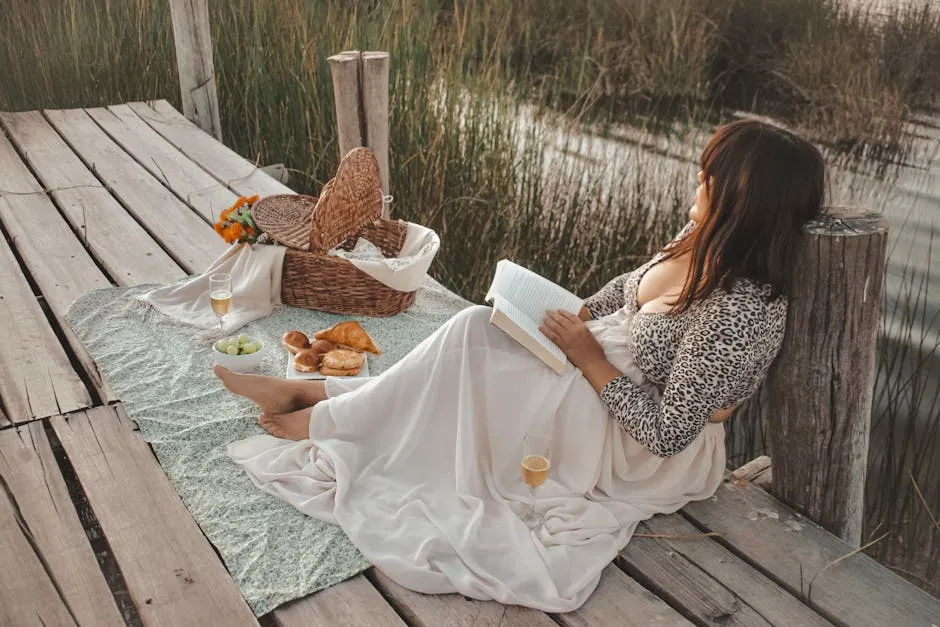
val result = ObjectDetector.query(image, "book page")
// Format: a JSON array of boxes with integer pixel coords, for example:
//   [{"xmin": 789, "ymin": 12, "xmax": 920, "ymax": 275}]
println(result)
[
  {"xmin": 490, "ymin": 296, "xmax": 566, "ymax": 368},
  {"xmin": 485, "ymin": 260, "xmax": 583, "ymax": 322}
]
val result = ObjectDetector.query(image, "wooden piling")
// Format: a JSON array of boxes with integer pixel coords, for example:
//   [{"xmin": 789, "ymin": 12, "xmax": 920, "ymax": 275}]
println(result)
[
  {"xmin": 328, "ymin": 51, "xmax": 365, "ymax": 163},
  {"xmin": 168, "ymin": 0, "xmax": 222, "ymax": 141},
  {"xmin": 362, "ymin": 51, "xmax": 391, "ymax": 214},
  {"xmin": 328, "ymin": 50, "xmax": 392, "ymax": 218},
  {"xmin": 761, "ymin": 208, "xmax": 887, "ymax": 547}
]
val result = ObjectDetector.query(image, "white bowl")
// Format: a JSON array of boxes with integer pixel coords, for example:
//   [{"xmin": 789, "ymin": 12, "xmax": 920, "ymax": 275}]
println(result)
[{"xmin": 212, "ymin": 337, "xmax": 265, "ymax": 373}]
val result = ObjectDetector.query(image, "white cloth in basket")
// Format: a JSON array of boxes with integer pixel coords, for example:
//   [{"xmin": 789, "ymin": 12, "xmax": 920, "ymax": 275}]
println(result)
[{"xmin": 328, "ymin": 222, "xmax": 440, "ymax": 293}]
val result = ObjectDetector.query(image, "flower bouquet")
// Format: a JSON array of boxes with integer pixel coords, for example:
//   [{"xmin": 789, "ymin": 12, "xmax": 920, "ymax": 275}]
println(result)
[{"xmin": 214, "ymin": 194, "xmax": 261, "ymax": 244}]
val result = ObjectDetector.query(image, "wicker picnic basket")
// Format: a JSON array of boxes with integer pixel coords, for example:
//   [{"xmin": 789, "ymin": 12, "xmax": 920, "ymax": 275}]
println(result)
[{"xmin": 250, "ymin": 148, "xmax": 417, "ymax": 317}]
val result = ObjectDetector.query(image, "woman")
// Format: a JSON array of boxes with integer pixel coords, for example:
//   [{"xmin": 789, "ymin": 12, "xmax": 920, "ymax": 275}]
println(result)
[{"xmin": 218, "ymin": 119, "xmax": 825, "ymax": 611}]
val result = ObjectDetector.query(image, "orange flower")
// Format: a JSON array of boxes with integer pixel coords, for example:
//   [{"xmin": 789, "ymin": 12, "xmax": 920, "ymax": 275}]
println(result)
[
  {"xmin": 230, "ymin": 222, "xmax": 245, "ymax": 241},
  {"xmin": 220, "ymin": 206, "xmax": 235, "ymax": 221},
  {"xmin": 213, "ymin": 222, "xmax": 225, "ymax": 235},
  {"xmin": 247, "ymin": 194, "xmax": 259, "ymax": 204},
  {"xmin": 233, "ymin": 196, "xmax": 248, "ymax": 210}
]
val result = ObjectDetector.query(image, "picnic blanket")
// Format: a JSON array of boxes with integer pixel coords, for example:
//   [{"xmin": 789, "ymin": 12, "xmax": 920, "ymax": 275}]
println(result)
[{"xmin": 64, "ymin": 277, "xmax": 469, "ymax": 615}]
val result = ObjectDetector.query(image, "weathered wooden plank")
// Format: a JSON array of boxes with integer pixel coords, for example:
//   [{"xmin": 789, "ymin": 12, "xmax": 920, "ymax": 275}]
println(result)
[
  {"xmin": 43, "ymin": 107, "xmax": 227, "ymax": 274},
  {"xmin": 0, "ymin": 422, "xmax": 124, "ymax": 625},
  {"xmin": 732, "ymin": 455, "xmax": 772, "ymax": 491},
  {"xmin": 273, "ymin": 573, "xmax": 405, "ymax": 627},
  {"xmin": 619, "ymin": 529, "xmax": 772, "ymax": 626},
  {"xmin": 0, "ymin": 123, "xmax": 115, "ymax": 403},
  {"xmin": 639, "ymin": 515, "xmax": 831, "ymax": 626},
  {"xmin": 0, "ymin": 471, "xmax": 77, "ymax": 626},
  {"xmin": 554, "ymin": 563, "xmax": 691, "ymax": 626},
  {"xmin": 1, "ymin": 110, "xmax": 185, "ymax": 286},
  {"xmin": 128, "ymin": 100, "xmax": 294, "ymax": 197},
  {"xmin": 682, "ymin": 477, "xmax": 940, "ymax": 626},
  {"xmin": 88, "ymin": 105, "xmax": 238, "ymax": 224},
  {"xmin": 50, "ymin": 405, "xmax": 258, "ymax": 625},
  {"xmin": 370, "ymin": 569, "xmax": 556, "ymax": 627},
  {"xmin": 0, "ymin": 225, "xmax": 90, "ymax": 423}
]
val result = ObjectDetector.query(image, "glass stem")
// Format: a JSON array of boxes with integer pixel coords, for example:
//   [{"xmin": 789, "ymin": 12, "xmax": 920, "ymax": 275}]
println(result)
[
  {"xmin": 528, "ymin": 486, "xmax": 536, "ymax": 515},
  {"xmin": 219, "ymin": 317, "xmax": 224, "ymax": 333}
]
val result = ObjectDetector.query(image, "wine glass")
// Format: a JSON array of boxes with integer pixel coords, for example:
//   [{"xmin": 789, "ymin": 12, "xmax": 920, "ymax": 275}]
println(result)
[
  {"xmin": 520, "ymin": 432, "xmax": 551, "ymax": 531},
  {"xmin": 209, "ymin": 273, "xmax": 232, "ymax": 334}
]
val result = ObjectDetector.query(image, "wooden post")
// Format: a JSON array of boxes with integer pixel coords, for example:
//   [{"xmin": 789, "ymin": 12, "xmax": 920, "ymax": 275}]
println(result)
[
  {"xmin": 328, "ymin": 50, "xmax": 392, "ymax": 218},
  {"xmin": 168, "ymin": 0, "xmax": 222, "ymax": 141},
  {"xmin": 362, "ymin": 51, "xmax": 391, "ymax": 214},
  {"xmin": 328, "ymin": 51, "xmax": 365, "ymax": 162},
  {"xmin": 762, "ymin": 208, "xmax": 887, "ymax": 547}
]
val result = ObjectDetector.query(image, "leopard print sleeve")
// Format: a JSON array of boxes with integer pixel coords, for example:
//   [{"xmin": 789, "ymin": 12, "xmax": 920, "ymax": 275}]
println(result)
[
  {"xmin": 600, "ymin": 290, "xmax": 785, "ymax": 458},
  {"xmin": 583, "ymin": 273, "xmax": 632, "ymax": 319}
]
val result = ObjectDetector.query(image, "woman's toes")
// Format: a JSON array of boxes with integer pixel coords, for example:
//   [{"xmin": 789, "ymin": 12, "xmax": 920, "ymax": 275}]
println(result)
[
  {"xmin": 213, "ymin": 364, "xmax": 237, "ymax": 387},
  {"xmin": 214, "ymin": 365, "xmax": 253, "ymax": 398}
]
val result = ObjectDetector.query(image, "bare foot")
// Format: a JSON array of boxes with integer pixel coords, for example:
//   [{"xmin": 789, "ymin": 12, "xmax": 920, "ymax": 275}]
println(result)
[
  {"xmin": 213, "ymin": 365, "xmax": 327, "ymax": 414},
  {"xmin": 259, "ymin": 407, "xmax": 313, "ymax": 441}
]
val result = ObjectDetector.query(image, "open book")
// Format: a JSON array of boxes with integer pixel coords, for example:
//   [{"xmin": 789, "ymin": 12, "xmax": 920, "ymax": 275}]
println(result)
[{"xmin": 484, "ymin": 260, "xmax": 584, "ymax": 374}]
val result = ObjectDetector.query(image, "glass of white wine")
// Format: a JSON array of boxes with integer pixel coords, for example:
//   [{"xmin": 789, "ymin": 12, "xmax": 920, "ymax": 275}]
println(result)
[
  {"xmin": 209, "ymin": 273, "xmax": 232, "ymax": 333},
  {"xmin": 520, "ymin": 432, "xmax": 551, "ymax": 531}
]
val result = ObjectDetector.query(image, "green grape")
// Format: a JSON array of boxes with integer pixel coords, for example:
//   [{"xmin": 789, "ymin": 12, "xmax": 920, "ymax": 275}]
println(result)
[
  {"xmin": 242, "ymin": 344, "xmax": 258, "ymax": 355},
  {"xmin": 215, "ymin": 340, "xmax": 227, "ymax": 352},
  {"xmin": 226, "ymin": 345, "xmax": 239, "ymax": 356},
  {"xmin": 238, "ymin": 334, "xmax": 250, "ymax": 345}
]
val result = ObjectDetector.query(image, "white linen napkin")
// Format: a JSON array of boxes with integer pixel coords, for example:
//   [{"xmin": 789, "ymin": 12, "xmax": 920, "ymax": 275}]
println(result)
[{"xmin": 135, "ymin": 243, "xmax": 285, "ymax": 334}]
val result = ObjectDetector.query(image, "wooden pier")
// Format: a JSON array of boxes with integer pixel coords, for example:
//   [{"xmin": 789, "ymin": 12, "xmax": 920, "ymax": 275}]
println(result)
[{"xmin": 0, "ymin": 100, "xmax": 938, "ymax": 626}]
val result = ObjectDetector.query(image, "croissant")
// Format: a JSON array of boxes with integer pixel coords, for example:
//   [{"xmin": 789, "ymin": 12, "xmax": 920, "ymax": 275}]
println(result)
[{"xmin": 314, "ymin": 321, "xmax": 381, "ymax": 355}]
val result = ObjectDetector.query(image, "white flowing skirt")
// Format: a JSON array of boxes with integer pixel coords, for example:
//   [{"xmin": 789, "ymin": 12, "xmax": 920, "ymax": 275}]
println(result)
[{"xmin": 228, "ymin": 305, "xmax": 725, "ymax": 611}]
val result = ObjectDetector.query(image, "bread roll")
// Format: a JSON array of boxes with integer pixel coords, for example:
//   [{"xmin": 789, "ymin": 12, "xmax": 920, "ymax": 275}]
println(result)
[
  {"xmin": 320, "ymin": 349, "xmax": 365, "ymax": 371},
  {"xmin": 318, "ymin": 349, "xmax": 364, "ymax": 376},
  {"xmin": 282, "ymin": 330, "xmax": 310, "ymax": 354},
  {"xmin": 319, "ymin": 366, "xmax": 360, "ymax": 376},
  {"xmin": 293, "ymin": 348, "xmax": 321, "ymax": 373},
  {"xmin": 309, "ymin": 339, "xmax": 337, "ymax": 355}
]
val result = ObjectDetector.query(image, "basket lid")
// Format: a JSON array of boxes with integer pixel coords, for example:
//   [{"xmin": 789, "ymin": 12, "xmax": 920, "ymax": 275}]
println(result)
[
  {"xmin": 308, "ymin": 148, "xmax": 383, "ymax": 253},
  {"xmin": 250, "ymin": 194, "xmax": 317, "ymax": 250}
]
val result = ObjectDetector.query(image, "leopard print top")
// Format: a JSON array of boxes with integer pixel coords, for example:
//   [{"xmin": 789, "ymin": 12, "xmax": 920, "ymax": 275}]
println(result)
[{"xmin": 583, "ymin": 221, "xmax": 787, "ymax": 458}]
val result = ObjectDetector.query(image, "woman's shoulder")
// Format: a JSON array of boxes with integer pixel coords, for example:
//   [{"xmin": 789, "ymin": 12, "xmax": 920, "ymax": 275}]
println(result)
[{"xmin": 699, "ymin": 277, "xmax": 787, "ymax": 329}]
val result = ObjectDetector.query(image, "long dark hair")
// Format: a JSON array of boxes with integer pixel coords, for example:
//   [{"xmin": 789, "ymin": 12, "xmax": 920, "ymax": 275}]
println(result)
[{"xmin": 662, "ymin": 119, "xmax": 825, "ymax": 313}]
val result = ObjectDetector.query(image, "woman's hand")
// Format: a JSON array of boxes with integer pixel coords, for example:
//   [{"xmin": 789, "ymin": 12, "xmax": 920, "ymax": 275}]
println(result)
[{"xmin": 540, "ymin": 310, "xmax": 607, "ymax": 371}]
